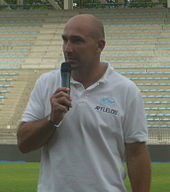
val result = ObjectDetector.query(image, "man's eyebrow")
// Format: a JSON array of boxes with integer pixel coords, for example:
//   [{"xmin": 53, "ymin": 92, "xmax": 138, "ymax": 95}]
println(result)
[{"xmin": 62, "ymin": 34, "xmax": 83, "ymax": 39}]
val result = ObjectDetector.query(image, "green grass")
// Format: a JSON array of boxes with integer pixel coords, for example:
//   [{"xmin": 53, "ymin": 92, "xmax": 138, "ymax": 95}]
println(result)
[
  {"xmin": 0, "ymin": 163, "xmax": 39, "ymax": 192},
  {"xmin": 0, "ymin": 162, "xmax": 170, "ymax": 192},
  {"xmin": 150, "ymin": 163, "xmax": 170, "ymax": 192},
  {"xmin": 125, "ymin": 163, "xmax": 170, "ymax": 191}
]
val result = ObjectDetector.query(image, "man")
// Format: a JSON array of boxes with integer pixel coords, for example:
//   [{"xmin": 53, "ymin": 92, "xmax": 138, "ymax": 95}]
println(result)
[{"xmin": 17, "ymin": 14, "xmax": 151, "ymax": 192}]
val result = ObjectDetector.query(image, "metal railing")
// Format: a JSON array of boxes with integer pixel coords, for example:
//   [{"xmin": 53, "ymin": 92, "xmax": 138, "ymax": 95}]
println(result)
[
  {"xmin": 0, "ymin": 0, "xmax": 167, "ymax": 10},
  {"xmin": 78, "ymin": 1, "xmax": 167, "ymax": 9}
]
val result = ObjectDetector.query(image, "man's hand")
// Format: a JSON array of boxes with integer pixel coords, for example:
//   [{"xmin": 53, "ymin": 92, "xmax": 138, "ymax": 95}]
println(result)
[
  {"xmin": 17, "ymin": 87, "xmax": 72, "ymax": 153},
  {"xmin": 50, "ymin": 87, "xmax": 72, "ymax": 124}
]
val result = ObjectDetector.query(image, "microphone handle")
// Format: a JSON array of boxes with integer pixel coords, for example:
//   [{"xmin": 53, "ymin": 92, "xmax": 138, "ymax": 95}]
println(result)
[
  {"xmin": 61, "ymin": 71, "xmax": 71, "ymax": 95},
  {"xmin": 61, "ymin": 71, "xmax": 71, "ymax": 110}
]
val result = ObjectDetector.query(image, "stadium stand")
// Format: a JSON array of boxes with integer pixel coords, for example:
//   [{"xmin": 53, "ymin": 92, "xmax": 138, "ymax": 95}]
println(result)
[{"xmin": 0, "ymin": 8, "xmax": 170, "ymax": 145}]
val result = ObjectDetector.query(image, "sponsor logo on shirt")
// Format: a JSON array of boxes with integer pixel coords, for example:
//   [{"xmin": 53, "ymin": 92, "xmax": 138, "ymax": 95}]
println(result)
[
  {"xmin": 95, "ymin": 98, "xmax": 119, "ymax": 116},
  {"xmin": 100, "ymin": 98, "xmax": 115, "ymax": 104},
  {"xmin": 95, "ymin": 106, "xmax": 118, "ymax": 116}
]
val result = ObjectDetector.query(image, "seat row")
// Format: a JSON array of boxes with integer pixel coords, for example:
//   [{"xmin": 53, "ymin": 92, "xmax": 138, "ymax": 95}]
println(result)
[
  {"xmin": 0, "ymin": 72, "xmax": 17, "ymax": 75},
  {"xmin": 0, "ymin": 78, "xmax": 15, "ymax": 81}
]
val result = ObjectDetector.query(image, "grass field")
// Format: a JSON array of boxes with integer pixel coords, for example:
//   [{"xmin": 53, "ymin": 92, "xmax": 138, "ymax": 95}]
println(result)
[{"xmin": 0, "ymin": 162, "xmax": 170, "ymax": 192}]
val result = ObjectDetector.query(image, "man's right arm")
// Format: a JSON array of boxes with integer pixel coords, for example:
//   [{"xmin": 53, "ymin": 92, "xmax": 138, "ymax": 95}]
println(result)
[
  {"xmin": 17, "ymin": 118, "xmax": 57, "ymax": 153},
  {"xmin": 17, "ymin": 87, "xmax": 72, "ymax": 153}
]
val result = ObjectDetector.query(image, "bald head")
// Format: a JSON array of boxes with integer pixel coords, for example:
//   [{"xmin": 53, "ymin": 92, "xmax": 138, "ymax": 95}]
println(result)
[
  {"xmin": 62, "ymin": 14, "xmax": 106, "ymax": 69},
  {"xmin": 64, "ymin": 14, "xmax": 105, "ymax": 40}
]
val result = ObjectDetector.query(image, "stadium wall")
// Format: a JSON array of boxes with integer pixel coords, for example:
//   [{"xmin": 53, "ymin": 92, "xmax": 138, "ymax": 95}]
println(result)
[{"xmin": 0, "ymin": 144, "xmax": 170, "ymax": 162}]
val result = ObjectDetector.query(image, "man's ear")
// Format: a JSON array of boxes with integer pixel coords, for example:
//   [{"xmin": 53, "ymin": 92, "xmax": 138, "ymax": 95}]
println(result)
[{"xmin": 97, "ymin": 39, "xmax": 106, "ymax": 52}]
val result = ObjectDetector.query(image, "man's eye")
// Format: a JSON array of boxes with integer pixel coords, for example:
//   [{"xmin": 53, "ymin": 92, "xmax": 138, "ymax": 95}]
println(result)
[
  {"xmin": 63, "ymin": 38, "xmax": 68, "ymax": 43},
  {"xmin": 62, "ymin": 35, "xmax": 68, "ymax": 43},
  {"xmin": 72, "ymin": 38, "xmax": 83, "ymax": 43}
]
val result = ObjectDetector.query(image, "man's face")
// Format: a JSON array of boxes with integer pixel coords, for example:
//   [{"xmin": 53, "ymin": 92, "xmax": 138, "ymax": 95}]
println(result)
[{"xmin": 62, "ymin": 20, "xmax": 99, "ymax": 70}]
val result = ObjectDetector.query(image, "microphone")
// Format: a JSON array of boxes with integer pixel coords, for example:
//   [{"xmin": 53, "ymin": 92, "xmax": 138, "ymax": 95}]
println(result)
[{"xmin": 61, "ymin": 61, "xmax": 72, "ymax": 93}]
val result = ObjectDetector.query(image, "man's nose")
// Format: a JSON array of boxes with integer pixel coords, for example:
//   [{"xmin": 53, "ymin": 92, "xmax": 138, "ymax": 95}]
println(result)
[{"xmin": 64, "ymin": 41, "xmax": 73, "ymax": 53}]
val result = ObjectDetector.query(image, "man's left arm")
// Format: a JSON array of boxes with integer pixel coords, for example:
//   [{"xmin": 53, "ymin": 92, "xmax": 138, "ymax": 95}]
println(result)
[{"xmin": 125, "ymin": 142, "xmax": 151, "ymax": 192}]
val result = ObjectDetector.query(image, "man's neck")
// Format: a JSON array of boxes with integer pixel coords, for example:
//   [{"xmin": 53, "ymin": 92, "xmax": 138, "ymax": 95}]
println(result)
[{"xmin": 71, "ymin": 62, "xmax": 107, "ymax": 89}]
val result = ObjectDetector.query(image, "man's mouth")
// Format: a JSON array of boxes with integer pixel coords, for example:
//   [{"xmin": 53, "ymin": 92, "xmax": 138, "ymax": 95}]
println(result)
[
  {"xmin": 66, "ymin": 58, "xmax": 77, "ymax": 63},
  {"xmin": 66, "ymin": 57, "xmax": 76, "ymax": 61}
]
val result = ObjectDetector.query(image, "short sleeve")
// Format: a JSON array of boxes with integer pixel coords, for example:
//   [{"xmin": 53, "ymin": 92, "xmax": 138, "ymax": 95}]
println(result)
[
  {"xmin": 22, "ymin": 76, "xmax": 45, "ymax": 122},
  {"xmin": 123, "ymin": 90, "xmax": 148, "ymax": 143}
]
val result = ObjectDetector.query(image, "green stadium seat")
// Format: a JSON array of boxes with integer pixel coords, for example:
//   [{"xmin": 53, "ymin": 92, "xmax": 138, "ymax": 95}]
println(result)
[
  {"xmin": 0, "ymin": 84, "xmax": 12, "ymax": 87},
  {"xmin": 114, "ymin": 66, "xmax": 170, "ymax": 69},
  {"xmin": 137, "ymin": 83, "xmax": 170, "ymax": 86},
  {"xmin": 0, "ymin": 37, "xmax": 35, "ymax": 40},
  {"xmin": 143, "ymin": 95, "xmax": 170, "ymax": 98},
  {"xmin": 0, "ymin": 55, "xmax": 26, "ymax": 58},
  {"xmin": 0, "ymin": 67, "xmax": 20, "ymax": 70},
  {"xmin": 145, "ymin": 101, "xmax": 170, "ymax": 104},
  {"xmin": 0, "ymin": 78, "xmax": 15, "ymax": 81},
  {"xmin": 148, "ymin": 124, "xmax": 170, "ymax": 128},
  {"xmin": 0, "ymin": 60, "xmax": 22, "ymax": 64},
  {"xmin": 0, "ymin": 43, "xmax": 32, "ymax": 46},
  {"xmin": 0, "ymin": 32, "xmax": 38, "ymax": 35},
  {"xmin": 147, "ymin": 114, "xmax": 170, "ymax": 117},
  {"xmin": 0, "ymin": 19, "xmax": 43, "ymax": 24},
  {"xmin": 142, "ymin": 89, "xmax": 170, "ymax": 92},
  {"xmin": 145, "ymin": 107, "xmax": 170, "ymax": 110},
  {"xmin": 130, "ymin": 77, "xmax": 169, "ymax": 80},
  {"xmin": 0, "ymin": 72, "xmax": 17, "ymax": 76},
  {"xmin": 120, "ymin": 71, "xmax": 170, "ymax": 74},
  {"xmin": 147, "ymin": 118, "xmax": 170, "ymax": 121},
  {"xmin": 0, "ymin": 90, "xmax": 8, "ymax": 93}
]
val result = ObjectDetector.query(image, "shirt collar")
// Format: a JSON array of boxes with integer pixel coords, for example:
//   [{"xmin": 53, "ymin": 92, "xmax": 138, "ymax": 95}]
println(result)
[{"xmin": 98, "ymin": 62, "xmax": 113, "ymax": 84}]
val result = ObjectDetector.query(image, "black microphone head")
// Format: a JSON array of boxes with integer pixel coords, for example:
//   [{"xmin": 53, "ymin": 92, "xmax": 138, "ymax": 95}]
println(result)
[{"xmin": 61, "ymin": 62, "xmax": 72, "ymax": 72}]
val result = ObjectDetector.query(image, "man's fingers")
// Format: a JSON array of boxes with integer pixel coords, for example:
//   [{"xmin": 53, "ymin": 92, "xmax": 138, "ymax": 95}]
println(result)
[
  {"xmin": 52, "ymin": 89, "xmax": 71, "ymax": 101},
  {"xmin": 52, "ymin": 96, "xmax": 72, "ymax": 108},
  {"xmin": 50, "ymin": 88, "xmax": 72, "ymax": 114},
  {"xmin": 54, "ymin": 87, "xmax": 70, "ymax": 95},
  {"xmin": 53, "ymin": 103, "xmax": 69, "ymax": 113}
]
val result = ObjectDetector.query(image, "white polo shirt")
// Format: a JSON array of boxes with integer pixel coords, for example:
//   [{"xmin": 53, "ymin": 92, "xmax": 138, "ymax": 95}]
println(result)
[{"xmin": 22, "ymin": 63, "xmax": 148, "ymax": 192}]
